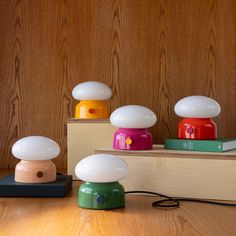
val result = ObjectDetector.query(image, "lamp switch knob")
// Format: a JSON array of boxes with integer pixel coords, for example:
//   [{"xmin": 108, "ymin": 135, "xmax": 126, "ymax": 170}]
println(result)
[
  {"xmin": 186, "ymin": 127, "xmax": 194, "ymax": 134},
  {"xmin": 88, "ymin": 108, "xmax": 95, "ymax": 114},
  {"xmin": 96, "ymin": 195, "xmax": 105, "ymax": 204},
  {"xmin": 125, "ymin": 137, "xmax": 132, "ymax": 145},
  {"xmin": 37, "ymin": 171, "xmax": 44, "ymax": 178}
]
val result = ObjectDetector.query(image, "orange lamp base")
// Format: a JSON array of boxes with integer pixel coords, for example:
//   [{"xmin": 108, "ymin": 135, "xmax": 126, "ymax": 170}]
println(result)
[{"xmin": 75, "ymin": 100, "xmax": 109, "ymax": 119}]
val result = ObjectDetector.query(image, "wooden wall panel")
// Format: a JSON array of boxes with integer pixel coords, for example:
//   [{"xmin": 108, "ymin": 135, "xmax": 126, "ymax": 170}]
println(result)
[{"xmin": 0, "ymin": 0, "xmax": 236, "ymax": 168}]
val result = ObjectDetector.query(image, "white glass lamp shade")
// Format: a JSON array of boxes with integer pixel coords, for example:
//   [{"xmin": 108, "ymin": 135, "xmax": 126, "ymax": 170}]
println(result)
[
  {"xmin": 72, "ymin": 81, "xmax": 112, "ymax": 101},
  {"xmin": 174, "ymin": 95, "xmax": 221, "ymax": 118},
  {"xmin": 75, "ymin": 154, "xmax": 128, "ymax": 183},
  {"xmin": 110, "ymin": 105, "xmax": 157, "ymax": 128},
  {"xmin": 12, "ymin": 136, "xmax": 60, "ymax": 161}
]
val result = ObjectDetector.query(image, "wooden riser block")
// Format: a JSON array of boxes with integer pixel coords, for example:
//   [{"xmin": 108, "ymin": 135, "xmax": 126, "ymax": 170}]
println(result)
[
  {"xmin": 95, "ymin": 145, "xmax": 236, "ymax": 201},
  {"xmin": 67, "ymin": 119, "xmax": 116, "ymax": 179}
]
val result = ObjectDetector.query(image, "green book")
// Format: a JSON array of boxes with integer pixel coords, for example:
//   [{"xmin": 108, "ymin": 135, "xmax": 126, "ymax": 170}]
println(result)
[{"xmin": 164, "ymin": 138, "xmax": 236, "ymax": 152}]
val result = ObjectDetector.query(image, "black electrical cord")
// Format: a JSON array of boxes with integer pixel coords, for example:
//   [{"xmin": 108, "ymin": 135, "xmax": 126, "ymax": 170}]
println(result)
[{"xmin": 125, "ymin": 191, "xmax": 236, "ymax": 209}]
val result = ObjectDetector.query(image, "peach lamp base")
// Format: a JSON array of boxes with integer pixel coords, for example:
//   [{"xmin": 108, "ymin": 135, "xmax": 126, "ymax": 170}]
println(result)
[{"xmin": 15, "ymin": 160, "xmax": 56, "ymax": 183}]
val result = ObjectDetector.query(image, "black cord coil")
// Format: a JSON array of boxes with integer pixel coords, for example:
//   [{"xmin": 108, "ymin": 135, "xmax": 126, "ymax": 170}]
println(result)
[{"xmin": 125, "ymin": 191, "xmax": 236, "ymax": 209}]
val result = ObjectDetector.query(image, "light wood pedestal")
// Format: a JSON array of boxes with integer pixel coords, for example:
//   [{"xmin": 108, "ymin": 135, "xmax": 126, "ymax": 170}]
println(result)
[
  {"xmin": 96, "ymin": 145, "xmax": 236, "ymax": 200},
  {"xmin": 67, "ymin": 119, "xmax": 116, "ymax": 179}
]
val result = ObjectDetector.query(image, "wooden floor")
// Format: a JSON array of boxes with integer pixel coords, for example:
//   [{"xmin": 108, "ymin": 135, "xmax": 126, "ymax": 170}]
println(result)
[{"xmin": 0, "ymin": 169, "xmax": 236, "ymax": 236}]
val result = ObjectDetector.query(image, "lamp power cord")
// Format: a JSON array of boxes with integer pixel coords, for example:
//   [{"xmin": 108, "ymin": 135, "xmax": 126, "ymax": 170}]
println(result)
[{"xmin": 125, "ymin": 191, "xmax": 236, "ymax": 209}]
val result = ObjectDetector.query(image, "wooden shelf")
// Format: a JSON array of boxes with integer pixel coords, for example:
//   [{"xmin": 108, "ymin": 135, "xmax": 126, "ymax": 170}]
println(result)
[
  {"xmin": 67, "ymin": 120, "xmax": 116, "ymax": 179},
  {"xmin": 67, "ymin": 119, "xmax": 236, "ymax": 200},
  {"xmin": 95, "ymin": 145, "xmax": 236, "ymax": 201},
  {"xmin": 96, "ymin": 144, "xmax": 236, "ymax": 160},
  {"xmin": 68, "ymin": 118, "xmax": 110, "ymax": 123}
]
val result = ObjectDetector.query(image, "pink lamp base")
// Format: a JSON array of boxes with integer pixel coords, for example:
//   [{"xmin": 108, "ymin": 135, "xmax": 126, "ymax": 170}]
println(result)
[
  {"xmin": 15, "ymin": 160, "xmax": 56, "ymax": 183},
  {"xmin": 113, "ymin": 128, "xmax": 153, "ymax": 150}
]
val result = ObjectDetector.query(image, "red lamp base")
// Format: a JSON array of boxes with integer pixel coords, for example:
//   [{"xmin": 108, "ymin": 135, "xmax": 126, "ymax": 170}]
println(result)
[{"xmin": 178, "ymin": 118, "xmax": 217, "ymax": 140}]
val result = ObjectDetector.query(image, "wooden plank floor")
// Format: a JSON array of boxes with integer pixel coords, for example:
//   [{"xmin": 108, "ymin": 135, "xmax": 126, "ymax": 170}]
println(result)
[{"xmin": 0, "ymin": 169, "xmax": 236, "ymax": 236}]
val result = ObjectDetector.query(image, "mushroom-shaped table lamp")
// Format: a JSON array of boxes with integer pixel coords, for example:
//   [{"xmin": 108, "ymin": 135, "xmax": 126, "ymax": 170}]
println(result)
[
  {"xmin": 12, "ymin": 136, "xmax": 60, "ymax": 183},
  {"xmin": 75, "ymin": 154, "xmax": 128, "ymax": 210},
  {"xmin": 72, "ymin": 81, "xmax": 112, "ymax": 119},
  {"xmin": 110, "ymin": 105, "xmax": 157, "ymax": 150},
  {"xmin": 174, "ymin": 95, "xmax": 221, "ymax": 140}
]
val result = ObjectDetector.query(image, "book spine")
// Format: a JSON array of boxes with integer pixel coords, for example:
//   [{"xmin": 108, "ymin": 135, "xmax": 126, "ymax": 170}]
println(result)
[{"xmin": 164, "ymin": 139, "xmax": 223, "ymax": 152}]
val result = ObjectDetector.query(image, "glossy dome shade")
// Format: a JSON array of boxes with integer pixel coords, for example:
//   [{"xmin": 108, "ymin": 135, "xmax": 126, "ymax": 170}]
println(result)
[
  {"xmin": 110, "ymin": 105, "xmax": 157, "ymax": 128},
  {"xmin": 12, "ymin": 136, "xmax": 60, "ymax": 161},
  {"xmin": 72, "ymin": 81, "xmax": 112, "ymax": 100},
  {"xmin": 174, "ymin": 95, "xmax": 221, "ymax": 118},
  {"xmin": 75, "ymin": 154, "xmax": 128, "ymax": 183}
]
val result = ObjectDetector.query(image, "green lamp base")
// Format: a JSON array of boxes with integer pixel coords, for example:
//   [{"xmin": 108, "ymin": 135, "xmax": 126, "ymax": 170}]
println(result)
[{"xmin": 78, "ymin": 182, "xmax": 125, "ymax": 209}]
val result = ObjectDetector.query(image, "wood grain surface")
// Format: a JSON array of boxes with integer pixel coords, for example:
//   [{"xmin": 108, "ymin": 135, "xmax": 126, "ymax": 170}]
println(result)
[
  {"xmin": 1, "ymin": 0, "xmax": 236, "ymax": 168},
  {"xmin": 1, "ymin": 169, "xmax": 236, "ymax": 236}
]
